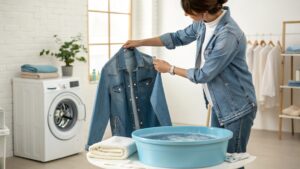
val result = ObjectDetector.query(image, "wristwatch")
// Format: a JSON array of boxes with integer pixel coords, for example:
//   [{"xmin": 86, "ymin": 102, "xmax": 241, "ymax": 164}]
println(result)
[{"xmin": 169, "ymin": 65, "xmax": 175, "ymax": 75}]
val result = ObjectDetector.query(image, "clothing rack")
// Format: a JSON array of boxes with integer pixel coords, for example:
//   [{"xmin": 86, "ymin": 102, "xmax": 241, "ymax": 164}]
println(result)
[
  {"xmin": 246, "ymin": 33, "xmax": 300, "ymax": 36},
  {"xmin": 246, "ymin": 38, "xmax": 282, "ymax": 51}
]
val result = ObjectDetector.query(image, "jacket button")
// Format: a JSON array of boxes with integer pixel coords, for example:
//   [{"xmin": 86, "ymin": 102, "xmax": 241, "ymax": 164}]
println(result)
[
  {"xmin": 140, "ymin": 121, "xmax": 143, "ymax": 125},
  {"xmin": 135, "ymin": 96, "xmax": 138, "ymax": 99},
  {"xmin": 133, "ymin": 83, "xmax": 136, "ymax": 86}
]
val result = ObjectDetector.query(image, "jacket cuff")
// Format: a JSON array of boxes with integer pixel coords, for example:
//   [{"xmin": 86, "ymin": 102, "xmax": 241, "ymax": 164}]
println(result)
[
  {"xmin": 187, "ymin": 68, "xmax": 197, "ymax": 83},
  {"xmin": 159, "ymin": 33, "xmax": 175, "ymax": 49}
]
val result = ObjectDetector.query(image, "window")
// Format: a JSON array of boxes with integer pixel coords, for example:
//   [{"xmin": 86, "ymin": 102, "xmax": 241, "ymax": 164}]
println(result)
[{"xmin": 88, "ymin": 0, "xmax": 132, "ymax": 81}]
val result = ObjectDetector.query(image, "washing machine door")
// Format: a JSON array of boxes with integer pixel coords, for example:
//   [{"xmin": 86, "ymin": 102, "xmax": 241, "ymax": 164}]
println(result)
[{"xmin": 48, "ymin": 92, "xmax": 86, "ymax": 140}]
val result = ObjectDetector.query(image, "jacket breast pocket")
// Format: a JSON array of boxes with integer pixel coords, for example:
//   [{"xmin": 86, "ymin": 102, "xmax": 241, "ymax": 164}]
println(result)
[
  {"xmin": 111, "ymin": 84, "xmax": 126, "ymax": 103},
  {"xmin": 138, "ymin": 77, "xmax": 153, "ymax": 99},
  {"xmin": 112, "ymin": 84, "xmax": 124, "ymax": 93},
  {"xmin": 139, "ymin": 78, "xmax": 153, "ymax": 87}
]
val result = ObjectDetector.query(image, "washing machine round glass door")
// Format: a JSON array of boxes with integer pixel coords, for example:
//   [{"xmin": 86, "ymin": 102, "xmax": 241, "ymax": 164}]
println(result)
[{"xmin": 48, "ymin": 91, "xmax": 85, "ymax": 140}]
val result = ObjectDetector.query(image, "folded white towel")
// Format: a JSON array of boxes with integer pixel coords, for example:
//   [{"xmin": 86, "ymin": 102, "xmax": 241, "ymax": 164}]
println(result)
[
  {"xmin": 282, "ymin": 105, "xmax": 300, "ymax": 116},
  {"xmin": 87, "ymin": 136, "xmax": 137, "ymax": 160}
]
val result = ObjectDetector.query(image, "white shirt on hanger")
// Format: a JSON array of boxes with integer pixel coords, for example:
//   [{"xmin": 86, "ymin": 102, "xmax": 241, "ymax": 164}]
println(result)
[
  {"xmin": 260, "ymin": 45, "xmax": 281, "ymax": 109},
  {"xmin": 252, "ymin": 45, "xmax": 263, "ymax": 102},
  {"xmin": 246, "ymin": 45, "xmax": 255, "ymax": 73},
  {"xmin": 258, "ymin": 44, "xmax": 273, "ymax": 104}
]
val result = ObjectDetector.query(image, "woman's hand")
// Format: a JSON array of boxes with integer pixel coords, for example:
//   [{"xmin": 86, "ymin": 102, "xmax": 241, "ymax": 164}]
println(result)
[
  {"xmin": 123, "ymin": 40, "xmax": 143, "ymax": 48},
  {"xmin": 153, "ymin": 58, "xmax": 171, "ymax": 73}
]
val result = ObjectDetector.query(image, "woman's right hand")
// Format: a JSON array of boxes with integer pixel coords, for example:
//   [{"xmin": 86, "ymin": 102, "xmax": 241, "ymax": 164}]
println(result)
[{"xmin": 123, "ymin": 40, "xmax": 143, "ymax": 48}]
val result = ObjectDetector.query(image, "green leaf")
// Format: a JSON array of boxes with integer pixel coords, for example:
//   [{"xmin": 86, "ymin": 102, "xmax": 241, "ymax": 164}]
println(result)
[
  {"xmin": 39, "ymin": 49, "xmax": 45, "ymax": 56},
  {"xmin": 40, "ymin": 34, "xmax": 87, "ymax": 66}
]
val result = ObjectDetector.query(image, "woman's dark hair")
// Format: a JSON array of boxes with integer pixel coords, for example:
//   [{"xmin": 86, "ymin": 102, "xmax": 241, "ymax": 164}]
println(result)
[{"xmin": 181, "ymin": 0, "xmax": 228, "ymax": 15}]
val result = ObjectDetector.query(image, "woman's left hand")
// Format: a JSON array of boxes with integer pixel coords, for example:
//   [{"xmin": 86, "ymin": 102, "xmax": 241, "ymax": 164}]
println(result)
[{"xmin": 153, "ymin": 58, "xmax": 171, "ymax": 73}]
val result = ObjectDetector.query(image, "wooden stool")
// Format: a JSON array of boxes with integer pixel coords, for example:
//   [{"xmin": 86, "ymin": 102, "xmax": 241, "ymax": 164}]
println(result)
[{"xmin": 206, "ymin": 104, "xmax": 212, "ymax": 127}]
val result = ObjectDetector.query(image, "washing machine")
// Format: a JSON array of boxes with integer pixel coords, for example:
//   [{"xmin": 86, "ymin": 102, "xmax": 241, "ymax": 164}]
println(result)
[{"xmin": 13, "ymin": 77, "xmax": 86, "ymax": 162}]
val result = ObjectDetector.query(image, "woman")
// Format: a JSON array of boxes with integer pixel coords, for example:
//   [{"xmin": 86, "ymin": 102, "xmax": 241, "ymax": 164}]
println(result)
[{"xmin": 124, "ymin": 0, "xmax": 256, "ymax": 164}]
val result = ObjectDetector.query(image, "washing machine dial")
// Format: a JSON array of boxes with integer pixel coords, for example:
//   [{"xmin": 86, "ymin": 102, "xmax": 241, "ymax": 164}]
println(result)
[{"xmin": 59, "ymin": 84, "xmax": 67, "ymax": 89}]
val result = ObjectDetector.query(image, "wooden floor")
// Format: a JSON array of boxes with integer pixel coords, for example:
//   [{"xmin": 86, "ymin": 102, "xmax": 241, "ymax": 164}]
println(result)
[{"xmin": 6, "ymin": 129, "xmax": 300, "ymax": 169}]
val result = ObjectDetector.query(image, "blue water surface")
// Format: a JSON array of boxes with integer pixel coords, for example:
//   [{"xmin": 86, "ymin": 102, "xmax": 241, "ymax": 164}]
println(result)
[{"xmin": 144, "ymin": 133, "xmax": 215, "ymax": 141}]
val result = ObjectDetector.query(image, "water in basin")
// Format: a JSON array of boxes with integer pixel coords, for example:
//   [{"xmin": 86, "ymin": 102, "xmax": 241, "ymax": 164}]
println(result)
[{"xmin": 144, "ymin": 133, "xmax": 215, "ymax": 141}]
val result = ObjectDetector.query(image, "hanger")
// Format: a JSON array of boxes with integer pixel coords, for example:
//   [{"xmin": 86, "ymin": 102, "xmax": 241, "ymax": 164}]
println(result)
[
  {"xmin": 247, "ymin": 40, "xmax": 252, "ymax": 45},
  {"xmin": 268, "ymin": 40, "xmax": 275, "ymax": 47},
  {"xmin": 253, "ymin": 40, "xmax": 259, "ymax": 47},
  {"xmin": 277, "ymin": 40, "xmax": 283, "ymax": 51},
  {"xmin": 260, "ymin": 40, "xmax": 266, "ymax": 46}
]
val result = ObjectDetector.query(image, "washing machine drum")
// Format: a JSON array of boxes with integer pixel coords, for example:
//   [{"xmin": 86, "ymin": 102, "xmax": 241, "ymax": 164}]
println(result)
[{"xmin": 48, "ymin": 92, "xmax": 85, "ymax": 140}]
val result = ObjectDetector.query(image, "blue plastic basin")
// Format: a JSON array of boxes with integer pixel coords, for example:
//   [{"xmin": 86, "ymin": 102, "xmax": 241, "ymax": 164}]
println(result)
[{"xmin": 132, "ymin": 126, "xmax": 233, "ymax": 168}]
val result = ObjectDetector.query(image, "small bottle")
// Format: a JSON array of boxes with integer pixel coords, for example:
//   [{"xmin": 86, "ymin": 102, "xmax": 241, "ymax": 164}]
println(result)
[
  {"xmin": 296, "ymin": 69, "xmax": 300, "ymax": 81},
  {"xmin": 92, "ymin": 69, "xmax": 96, "ymax": 81},
  {"xmin": 97, "ymin": 71, "xmax": 100, "ymax": 80}
]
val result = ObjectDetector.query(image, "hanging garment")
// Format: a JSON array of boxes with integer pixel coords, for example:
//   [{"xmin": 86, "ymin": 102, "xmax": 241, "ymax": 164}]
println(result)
[
  {"xmin": 252, "ymin": 45, "xmax": 263, "ymax": 102},
  {"xmin": 260, "ymin": 45, "xmax": 281, "ymax": 109},
  {"xmin": 246, "ymin": 44, "xmax": 255, "ymax": 73},
  {"xmin": 86, "ymin": 48, "xmax": 172, "ymax": 149},
  {"xmin": 258, "ymin": 44, "xmax": 273, "ymax": 105}
]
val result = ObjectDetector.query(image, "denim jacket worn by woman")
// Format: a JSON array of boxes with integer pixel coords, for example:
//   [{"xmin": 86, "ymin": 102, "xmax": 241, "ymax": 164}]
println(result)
[
  {"xmin": 160, "ymin": 7, "xmax": 256, "ymax": 126},
  {"xmin": 86, "ymin": 48, "xmax": 172, "ymax": 149}
]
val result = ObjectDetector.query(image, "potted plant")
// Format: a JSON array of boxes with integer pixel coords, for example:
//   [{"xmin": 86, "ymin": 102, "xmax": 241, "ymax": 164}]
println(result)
[{"xmin": 40, "ymin": 34, "xmax": 87, "ymax": 76}]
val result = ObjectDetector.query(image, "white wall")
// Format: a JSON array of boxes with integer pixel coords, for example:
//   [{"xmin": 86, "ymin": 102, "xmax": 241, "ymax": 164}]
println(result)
[
  {"xmin": 0, "ymin": 0, "xmax": 89, "ymax": 157},
  {"xmin": 156, "ymin": 0, "xmax": 300, "ymax": 132}
]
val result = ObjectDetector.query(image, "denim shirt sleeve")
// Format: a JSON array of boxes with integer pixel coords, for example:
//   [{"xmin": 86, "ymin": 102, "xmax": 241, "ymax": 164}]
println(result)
[
  {"xmin": 159, "ymin": 22, "xmax": 200, "ymax": 49},
  {"xmin": 86, "ymin": 68, "xmax": 111, "ymax": 150},
  {"xmin": 187, "ymin": 31, "xmax": 239, "ymax": 83},
  {"xmin": 150, "ymin": 73, "xmax": 172, "ymax": 125}
]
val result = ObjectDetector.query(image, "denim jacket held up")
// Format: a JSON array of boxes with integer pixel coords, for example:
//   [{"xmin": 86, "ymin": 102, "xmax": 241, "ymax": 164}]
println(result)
[
  {"xmin": 160, "ymin": 7, "xmax": 257, "ymax": 126},
  {"xmin": 86, "ymin": 48, "xmax": 172, "ymax": 149}
]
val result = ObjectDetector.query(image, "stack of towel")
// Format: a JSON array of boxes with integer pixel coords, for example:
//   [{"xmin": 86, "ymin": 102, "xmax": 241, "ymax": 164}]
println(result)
[
  {"xmin": 282, "ymin": 105, "xmax": 300, "ymax": 116},
  {"xmin": 20, "ymin": 64, "xmax": 59, "ymax": 79},
  {"xmin": 87, "ymin": 136, "xmax": 137, "ymax": 160},
  {"xmin": 288, "ymin": 80, "xmax": 300, "ymax": 87},
  {"xmin": 286, "ymin": 45, "xmax": 300, "ymax": 54}
]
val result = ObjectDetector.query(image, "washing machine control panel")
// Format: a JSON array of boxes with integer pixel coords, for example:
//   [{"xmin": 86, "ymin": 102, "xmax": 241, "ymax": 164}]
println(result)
[
  {"xmin": 70, "ymin": 81, "xmax": 79, "ymax": 88},
  {"xmin": 46, "ymin": 80, "xmax": 80, "ymax": 91}
]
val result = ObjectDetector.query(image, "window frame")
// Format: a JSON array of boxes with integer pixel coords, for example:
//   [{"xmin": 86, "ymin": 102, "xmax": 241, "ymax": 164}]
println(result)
[{"xmin": 87, "ymin": 0, "xmax": 132, "ymax": 82}]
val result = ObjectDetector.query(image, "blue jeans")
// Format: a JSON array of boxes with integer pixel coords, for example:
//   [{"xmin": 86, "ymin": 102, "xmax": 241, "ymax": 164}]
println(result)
[{"xmin": 211, "ymin": 107, "xmax": 256, "ymax": 169}]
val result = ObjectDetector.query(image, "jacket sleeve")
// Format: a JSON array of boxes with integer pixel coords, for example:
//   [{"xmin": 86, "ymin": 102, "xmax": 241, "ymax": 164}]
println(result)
[
  {"xmin": 187, "ymin": 31, "xmax": 239, "ymax": 83},
  {"xmin": 159, "ymin": 22, "xmax": 201, "ymax": 49},
  {"xmin": 150, "ymin": 73, "xmax": 172, "ymax": 125},
  {"xmin": 86, "ymin": 68, "xmax": 111, "ymax": 150}
]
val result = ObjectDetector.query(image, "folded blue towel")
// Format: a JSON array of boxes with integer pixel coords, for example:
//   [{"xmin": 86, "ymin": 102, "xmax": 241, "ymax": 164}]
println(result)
[
  {"xmin": 21, "ymin": 64, "xmax": 58, "ymax": 73},
  {"xmin": 288, "ymin": 80, "xmax": 300, "ymax": 87},
  {"xmin": 286, "ymin": 45, "xmax": 300, "ymax": 54}
]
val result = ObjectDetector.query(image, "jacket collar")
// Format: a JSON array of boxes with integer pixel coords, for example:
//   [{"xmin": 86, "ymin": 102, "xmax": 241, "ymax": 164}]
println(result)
[
  {"xmin": 214, "ymin": 6, "xmax": 230, "ymax": 33},
  {"xmin": 117, "ymin": 47, "xmax": 145, "ymax": 70}
]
